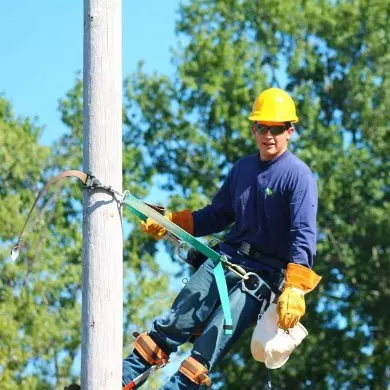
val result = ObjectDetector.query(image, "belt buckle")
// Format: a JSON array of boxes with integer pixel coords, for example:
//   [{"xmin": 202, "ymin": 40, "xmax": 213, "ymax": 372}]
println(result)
[{"xmin": 237, "ymin": 241, "xmax": 251, "ymax": 257}]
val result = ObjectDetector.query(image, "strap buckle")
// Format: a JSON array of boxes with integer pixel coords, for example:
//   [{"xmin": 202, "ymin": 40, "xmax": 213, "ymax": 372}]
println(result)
[{"xmin": 237, "ymin": 241, "xmax": 253, "ymax": 257}]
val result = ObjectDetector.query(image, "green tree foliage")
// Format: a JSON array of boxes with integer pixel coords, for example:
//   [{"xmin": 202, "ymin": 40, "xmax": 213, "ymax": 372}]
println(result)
[
  {"xmin": 123, "ymin": 0, "xmax": 390, "ymax": 388},
  {"xmin": 0, "ymin": 86, "xmax": 172, "ymax": 389},
  {"xmin": 0, "ymin": 97, "xmax": 68, "ymax": 389},
  {"xmin": 2, "ymin": 0, "xmax": 389, "ymax": 388}
]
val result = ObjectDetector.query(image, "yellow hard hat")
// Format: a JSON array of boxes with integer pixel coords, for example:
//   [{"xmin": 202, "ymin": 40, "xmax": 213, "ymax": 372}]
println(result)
[{"xmin": 248, "ymin": 88, "xmax": 299, "ymax": 123}]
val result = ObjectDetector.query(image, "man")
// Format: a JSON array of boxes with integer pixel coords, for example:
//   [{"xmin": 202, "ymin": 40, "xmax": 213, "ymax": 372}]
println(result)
[{"xmin": 122, "ymin": 87, "xmax": 321, "ymax": 389}]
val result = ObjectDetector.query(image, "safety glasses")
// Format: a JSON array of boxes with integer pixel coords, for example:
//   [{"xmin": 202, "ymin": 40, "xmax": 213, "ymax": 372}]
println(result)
[{"xmin": 252, "ymin": 123, "xmax": 290, "ymax": 135}]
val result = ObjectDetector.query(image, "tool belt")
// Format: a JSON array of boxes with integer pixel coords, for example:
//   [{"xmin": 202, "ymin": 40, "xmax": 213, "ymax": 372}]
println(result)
[
  {"xmin": 236, "ymin": 242, "xmax": 286, "ymax": 270},
  {"xmin": 186, "ymin": 241, "xmax": 286, "ymax": 272}
]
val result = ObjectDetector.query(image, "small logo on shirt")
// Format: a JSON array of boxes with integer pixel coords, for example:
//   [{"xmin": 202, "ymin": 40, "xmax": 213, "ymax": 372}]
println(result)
[{"xmin": 263, "ymin": 186, "xmax": 273, "ymax": 196}]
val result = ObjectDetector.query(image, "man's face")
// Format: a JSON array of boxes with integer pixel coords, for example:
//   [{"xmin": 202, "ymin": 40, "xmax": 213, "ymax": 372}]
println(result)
[{"xmin": 251, "ymin": 121, "xmax": 294, "ymax": 161}]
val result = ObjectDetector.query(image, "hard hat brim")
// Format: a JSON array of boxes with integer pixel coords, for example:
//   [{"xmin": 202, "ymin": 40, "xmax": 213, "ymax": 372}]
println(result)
[{"xmin": 248, "ymin": 113, "xmax": 299, "ymax": 123}]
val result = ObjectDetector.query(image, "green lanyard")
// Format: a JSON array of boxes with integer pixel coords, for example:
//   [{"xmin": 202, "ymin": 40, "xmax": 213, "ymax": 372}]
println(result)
[
  {"xmin": 9, "ymin": 170, "xmax": 233, "ymax": 335},
  {"xmin": 122, "ymin": 191, "xmax": 233, "ymax": 335}
]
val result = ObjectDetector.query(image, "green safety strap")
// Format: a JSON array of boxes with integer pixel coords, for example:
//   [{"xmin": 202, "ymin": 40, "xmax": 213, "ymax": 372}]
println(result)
[
  {"xmin": 122, "ymin": 191, "xmax": 233, "ymax": 335},
  {"xmin": 9, "ymin": 169, "xmax": 231, "ymax": 334}
]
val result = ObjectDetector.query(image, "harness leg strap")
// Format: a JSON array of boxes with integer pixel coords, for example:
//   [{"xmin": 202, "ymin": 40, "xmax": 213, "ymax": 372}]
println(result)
[
  {"xmin": 179, "ymin": 356, "xmax": 212, "ymax": 387},
  {"xmin": 133, "ymin": 332, "xmax": 170, "ymax": 366}
]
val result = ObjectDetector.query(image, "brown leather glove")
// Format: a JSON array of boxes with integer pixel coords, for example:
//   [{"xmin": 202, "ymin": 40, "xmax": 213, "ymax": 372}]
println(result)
[
  {"xmin": 277, "ymin": 263, "xmax": 321, "ymax": 330},
  {"xmin": 140, "ymin": 210, "xmax": 194, "ymax": 240}
]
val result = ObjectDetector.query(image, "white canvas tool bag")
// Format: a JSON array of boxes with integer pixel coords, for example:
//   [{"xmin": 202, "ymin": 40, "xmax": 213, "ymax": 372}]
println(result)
[{"xmin": 251, "ymin": 303, "xmax": 308, "ymax": 369}]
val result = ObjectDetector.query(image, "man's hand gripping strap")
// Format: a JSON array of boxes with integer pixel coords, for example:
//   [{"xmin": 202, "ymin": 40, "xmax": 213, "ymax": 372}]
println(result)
[
  {"xmin": 179, "ymin": 356, "xmax": 212, "ymax": 387},
  {"xmin": 133, "ymin": 332, "xmax": 169, "ymax": 366}
]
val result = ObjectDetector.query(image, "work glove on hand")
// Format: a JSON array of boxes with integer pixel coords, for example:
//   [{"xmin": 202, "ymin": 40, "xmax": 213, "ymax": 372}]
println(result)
[
  {"xmin": 277, "ymin": 263, "xmax": 321, "ymax": 330},
  {"xmin": 141, "ymin": 210, "xmax": 194, "ymax": 240}
]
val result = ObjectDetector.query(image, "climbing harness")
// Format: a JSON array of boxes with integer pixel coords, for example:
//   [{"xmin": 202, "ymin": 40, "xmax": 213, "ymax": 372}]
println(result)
[
  {"xmin": 237, "ymin": 241, "xmax": 286, "ymax": 271},
  {"xmin": 121, "ymin": 191, "xmax": 235, "ymax": 334},
  {"xmin": 10, "ymin": 170, "xmax": 251, "ymax": 335},
  {"xmin": 11, "ymin": 170, "xmax": 279, "ymax": 389},
  {"xmin": 181, "ymin": 243, "xmax": 249, "ymax": 280}
]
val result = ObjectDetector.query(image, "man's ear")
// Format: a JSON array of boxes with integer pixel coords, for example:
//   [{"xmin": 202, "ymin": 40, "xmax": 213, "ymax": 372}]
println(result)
[{"xmin": 286, "ymin": 126, "xmax": 294, "ymax": 140}]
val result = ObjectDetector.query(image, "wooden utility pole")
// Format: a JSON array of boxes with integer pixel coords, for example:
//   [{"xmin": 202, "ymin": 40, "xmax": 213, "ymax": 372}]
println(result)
[{"xmin": 82, "ymin": 0, "xmax": 122, "ymax": 388}]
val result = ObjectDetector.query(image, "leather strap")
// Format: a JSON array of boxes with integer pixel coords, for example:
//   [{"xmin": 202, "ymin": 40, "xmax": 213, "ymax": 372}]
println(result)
[
  {"xmin": 179, "ymin": 356, "xmax": 211, "ymax": 387},
  {"xmin": 133, "ymin": 332, "xmax": 169, "ymax": 366}
]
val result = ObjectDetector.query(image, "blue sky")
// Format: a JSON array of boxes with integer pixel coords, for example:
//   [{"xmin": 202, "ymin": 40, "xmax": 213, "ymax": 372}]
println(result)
[{"xmin": 0, "ymin": 0, "xmax": 179, "ymax": 145}]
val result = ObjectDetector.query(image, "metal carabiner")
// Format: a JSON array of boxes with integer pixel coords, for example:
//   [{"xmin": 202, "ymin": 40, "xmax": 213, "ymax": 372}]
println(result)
[
  {"xmin": 207, "ymin": 237, "xmax": 221, "ymax": 248},
  {"xmin": 218, "ymin": 254, "xmax": 249, "ymax": 280}
]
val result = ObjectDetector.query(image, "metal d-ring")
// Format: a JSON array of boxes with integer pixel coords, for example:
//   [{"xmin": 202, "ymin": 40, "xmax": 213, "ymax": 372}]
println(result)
[
  {"xmin": 241, "ymin": 272, "xmax": 270, "ymax": 301},
  {"xmin": 208, "ymin": 237, "xmax": 221, "ymax": 248},
  {"xmin": 176, "ymin": 241, "xmax": 190, "ymax": 262}
]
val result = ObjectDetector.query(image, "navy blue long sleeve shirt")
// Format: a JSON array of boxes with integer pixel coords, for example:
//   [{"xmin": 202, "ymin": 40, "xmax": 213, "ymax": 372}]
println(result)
[{"xmin": 192, "ymin": 151, "xmax": 318, "ymax": 270}]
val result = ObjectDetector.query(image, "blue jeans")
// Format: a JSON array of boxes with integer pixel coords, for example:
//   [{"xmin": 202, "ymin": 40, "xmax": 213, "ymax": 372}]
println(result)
[{"xmin": 122, "ymin": 258, "xmax": 275, "ymax": 389}]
